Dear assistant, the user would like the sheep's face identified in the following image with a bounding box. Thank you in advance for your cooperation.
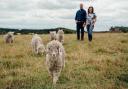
[50,32,56,37]
[48,45,60,57]
[7,34,13,38]
[58,30,64,34]
[37,45,45,54]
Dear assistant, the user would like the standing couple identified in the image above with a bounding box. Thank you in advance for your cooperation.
[75,3,97,42]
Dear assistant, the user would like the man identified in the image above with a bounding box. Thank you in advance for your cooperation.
[75,3,87,40]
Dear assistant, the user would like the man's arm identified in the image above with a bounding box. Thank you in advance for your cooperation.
[84,10,87,24]
[75,11,78,23]
[83,10,87,27]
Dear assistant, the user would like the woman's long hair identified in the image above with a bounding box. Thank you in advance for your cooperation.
[88,6,96,19]
[88,6,94,14]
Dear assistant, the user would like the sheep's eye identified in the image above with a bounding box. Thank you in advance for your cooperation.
[57,46,59,50]
[57,47,60,52]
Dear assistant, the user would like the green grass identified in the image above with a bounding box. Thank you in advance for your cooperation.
[0,33,128,89]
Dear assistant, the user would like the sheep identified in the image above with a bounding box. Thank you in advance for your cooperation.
[46,40,65,85]
[16,33,21,35]
[57,29,64,44]
[31,34,45,55]
[4,32,14,44]
[50,31,57,41]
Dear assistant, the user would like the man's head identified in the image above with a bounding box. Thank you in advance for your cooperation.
[80,3,83,9]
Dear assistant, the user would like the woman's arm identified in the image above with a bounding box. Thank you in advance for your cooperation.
[92,14,97,25]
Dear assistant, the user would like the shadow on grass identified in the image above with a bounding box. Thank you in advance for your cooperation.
[58,75,70,84]
[120,40,128,43]
[117,74,128,83]
[116,74,128,88]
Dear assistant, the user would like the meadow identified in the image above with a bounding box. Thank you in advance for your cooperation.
[0,33,128,89]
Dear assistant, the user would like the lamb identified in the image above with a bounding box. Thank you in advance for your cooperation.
[31,34,45,54]
[57,29,64,44]
[50,31,57,41]
[4,32,14,44]
[46,40,65,85]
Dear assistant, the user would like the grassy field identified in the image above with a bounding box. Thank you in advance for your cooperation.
[0,33,128,89]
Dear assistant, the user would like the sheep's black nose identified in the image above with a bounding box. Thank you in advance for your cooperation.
[52,53,56,57]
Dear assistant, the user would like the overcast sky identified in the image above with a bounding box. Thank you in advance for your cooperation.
[0,0,128,31]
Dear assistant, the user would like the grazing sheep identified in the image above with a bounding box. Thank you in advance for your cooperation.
[50,31,57,41]
[4,32,14,44]
[57,29,64,44]
[31,34,45,54]
[16,33,21,35]
[46,40,65,85]
[29,33,34,35]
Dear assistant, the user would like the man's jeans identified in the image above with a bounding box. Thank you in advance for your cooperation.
[76,22,84,40]
[87,24,94,42]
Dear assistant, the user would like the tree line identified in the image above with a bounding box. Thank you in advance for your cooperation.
[110,26,128,33]
[0,27,76,35]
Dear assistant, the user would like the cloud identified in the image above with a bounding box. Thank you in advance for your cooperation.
[37,0,78,10]
[0,0,127,31]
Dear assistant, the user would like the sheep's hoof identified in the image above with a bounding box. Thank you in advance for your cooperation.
[53,82,57,87]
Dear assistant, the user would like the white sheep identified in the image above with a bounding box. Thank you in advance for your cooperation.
[31,34,45,54]
[46,40,65,85]
[57,29,64,44]
[16,33,21,35]
[4,32,14,44]
[50,31,57,41]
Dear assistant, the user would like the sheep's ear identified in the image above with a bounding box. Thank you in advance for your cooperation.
[58,47,62,54]
[46,47,49,54]
[57,46,60,53]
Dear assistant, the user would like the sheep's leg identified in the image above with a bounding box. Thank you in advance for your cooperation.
[34,43,38,54]
[46,59,53,78]
[11,40,13,43]
[49,71,53,78]
[36,48,38,54]
[8,38,10,43]
[53,71,61,85]
[51,37,54,41]
[53,73,59,85]
[9,39,11,44]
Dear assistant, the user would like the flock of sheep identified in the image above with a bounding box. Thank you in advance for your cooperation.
[4,29,65,85]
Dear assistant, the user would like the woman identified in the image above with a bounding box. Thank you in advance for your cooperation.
[86,6,97,42]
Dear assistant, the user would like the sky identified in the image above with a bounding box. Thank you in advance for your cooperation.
[0,0,128,31]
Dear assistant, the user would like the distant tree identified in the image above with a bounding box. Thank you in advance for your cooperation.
[109,26,128,33]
